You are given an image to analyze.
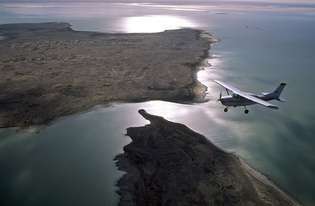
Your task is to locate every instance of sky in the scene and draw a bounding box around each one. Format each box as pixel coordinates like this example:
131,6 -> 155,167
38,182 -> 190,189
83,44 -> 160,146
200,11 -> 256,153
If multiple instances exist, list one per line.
0,0 -> 315,3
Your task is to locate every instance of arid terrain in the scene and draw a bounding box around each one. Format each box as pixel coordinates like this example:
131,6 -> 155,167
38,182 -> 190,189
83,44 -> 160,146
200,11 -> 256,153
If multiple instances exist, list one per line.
0,22 -> 213,127
115,110 -> 301,206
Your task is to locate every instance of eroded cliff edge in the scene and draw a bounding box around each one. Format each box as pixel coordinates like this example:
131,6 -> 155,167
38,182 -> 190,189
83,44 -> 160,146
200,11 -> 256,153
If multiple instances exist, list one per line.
0,22 -> 214,127
115,109 -> 301,206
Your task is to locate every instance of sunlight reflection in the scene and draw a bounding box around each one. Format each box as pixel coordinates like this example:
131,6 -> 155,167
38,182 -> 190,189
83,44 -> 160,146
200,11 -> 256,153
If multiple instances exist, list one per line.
143,101 -> 190,119
193,53 -> 253,137
123,15 -> 196,33
197,55 -> 222,100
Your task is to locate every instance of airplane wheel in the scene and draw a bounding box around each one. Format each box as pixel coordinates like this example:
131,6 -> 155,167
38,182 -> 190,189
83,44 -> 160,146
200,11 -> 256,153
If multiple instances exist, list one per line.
224,108 -> 228,112
244,109 -> 249,114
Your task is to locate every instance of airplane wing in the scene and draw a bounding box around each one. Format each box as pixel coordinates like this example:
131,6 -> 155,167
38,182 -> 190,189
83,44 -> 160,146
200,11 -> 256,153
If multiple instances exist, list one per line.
214,80 -> 278,109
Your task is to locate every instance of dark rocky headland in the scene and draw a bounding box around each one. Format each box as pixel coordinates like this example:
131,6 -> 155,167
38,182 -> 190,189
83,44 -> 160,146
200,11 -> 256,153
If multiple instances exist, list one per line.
0,22 -> 214,127
115,109 -> 301,206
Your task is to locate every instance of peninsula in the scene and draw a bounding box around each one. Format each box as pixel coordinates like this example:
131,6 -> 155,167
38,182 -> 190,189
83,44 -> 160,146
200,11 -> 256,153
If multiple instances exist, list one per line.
115,109 -> 301,206
0,22 -> 213,127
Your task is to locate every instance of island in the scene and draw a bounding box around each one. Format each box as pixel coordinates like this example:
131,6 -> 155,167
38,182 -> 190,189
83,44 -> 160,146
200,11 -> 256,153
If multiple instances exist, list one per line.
0,22 -> 213,127
115,109 -> 301,206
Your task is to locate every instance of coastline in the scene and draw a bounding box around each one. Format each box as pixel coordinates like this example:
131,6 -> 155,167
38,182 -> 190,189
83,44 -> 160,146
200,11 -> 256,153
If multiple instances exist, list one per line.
0,22 -> 215,128
115,109 -> 301,206
240,159 -> 301,206
0,22 -> 303,206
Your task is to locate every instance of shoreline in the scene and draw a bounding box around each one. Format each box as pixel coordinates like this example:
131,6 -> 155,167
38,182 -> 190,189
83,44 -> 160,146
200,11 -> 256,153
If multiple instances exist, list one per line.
0,22 -> 215,128
240,159 -> 301,206
115,109 -> 301,206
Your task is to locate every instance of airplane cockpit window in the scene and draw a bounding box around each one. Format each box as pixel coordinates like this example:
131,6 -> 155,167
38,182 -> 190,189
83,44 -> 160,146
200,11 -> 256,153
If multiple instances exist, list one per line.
232,93 -> 240,99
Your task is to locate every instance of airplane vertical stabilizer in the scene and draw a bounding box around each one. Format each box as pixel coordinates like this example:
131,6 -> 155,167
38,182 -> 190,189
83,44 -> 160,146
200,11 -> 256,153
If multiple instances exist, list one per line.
272,83 -> 286,101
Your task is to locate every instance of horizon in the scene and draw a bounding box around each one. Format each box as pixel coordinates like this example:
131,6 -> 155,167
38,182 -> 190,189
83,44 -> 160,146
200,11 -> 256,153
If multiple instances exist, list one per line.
0,0 -> 315,3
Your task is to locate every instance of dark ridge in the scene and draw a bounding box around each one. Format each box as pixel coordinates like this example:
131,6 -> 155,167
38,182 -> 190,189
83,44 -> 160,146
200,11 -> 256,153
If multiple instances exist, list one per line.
115,109 -> 301,206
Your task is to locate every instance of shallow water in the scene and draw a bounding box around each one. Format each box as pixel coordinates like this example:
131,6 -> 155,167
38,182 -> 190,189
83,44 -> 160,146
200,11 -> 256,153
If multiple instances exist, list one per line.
1,1 -> 315,206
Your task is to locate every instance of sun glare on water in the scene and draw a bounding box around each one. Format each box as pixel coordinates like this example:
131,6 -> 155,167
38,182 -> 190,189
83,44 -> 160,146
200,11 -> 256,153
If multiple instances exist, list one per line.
123,15 -> 197,33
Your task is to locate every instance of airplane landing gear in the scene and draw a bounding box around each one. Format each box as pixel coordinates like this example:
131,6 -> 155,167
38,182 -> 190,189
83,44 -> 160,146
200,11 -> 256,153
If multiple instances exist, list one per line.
244,106 -> 249,114
224,108 -> 228,112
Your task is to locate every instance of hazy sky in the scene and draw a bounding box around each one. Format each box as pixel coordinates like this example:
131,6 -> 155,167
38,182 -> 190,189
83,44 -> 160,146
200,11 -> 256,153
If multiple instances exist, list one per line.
0,0 -> 315,6
0,0 -> 315,3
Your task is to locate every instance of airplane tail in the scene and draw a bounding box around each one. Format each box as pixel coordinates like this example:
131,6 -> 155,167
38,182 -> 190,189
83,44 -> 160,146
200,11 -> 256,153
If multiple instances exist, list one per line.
272,83 -> 286,101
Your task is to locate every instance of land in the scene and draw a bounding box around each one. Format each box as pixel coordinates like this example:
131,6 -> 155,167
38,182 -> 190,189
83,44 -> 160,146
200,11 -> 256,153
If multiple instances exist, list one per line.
0,22 -> 302,206
115,109 -> 301,206
0,22 -> 214,127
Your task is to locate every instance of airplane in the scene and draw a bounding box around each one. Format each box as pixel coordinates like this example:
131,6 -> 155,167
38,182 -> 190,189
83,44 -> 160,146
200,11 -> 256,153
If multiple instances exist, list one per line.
214,80 -> 286,114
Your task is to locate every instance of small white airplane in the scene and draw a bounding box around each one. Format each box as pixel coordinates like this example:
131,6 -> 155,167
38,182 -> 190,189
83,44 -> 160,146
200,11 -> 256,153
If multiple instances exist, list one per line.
214,80 -> 286,114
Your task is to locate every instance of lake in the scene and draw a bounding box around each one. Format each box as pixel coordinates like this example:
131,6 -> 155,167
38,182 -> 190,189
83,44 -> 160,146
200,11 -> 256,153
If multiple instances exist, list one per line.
0,1 -> 315,206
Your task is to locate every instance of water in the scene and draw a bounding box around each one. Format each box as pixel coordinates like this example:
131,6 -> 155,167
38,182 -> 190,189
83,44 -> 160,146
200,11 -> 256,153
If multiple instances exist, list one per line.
1,1 -> 315,206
